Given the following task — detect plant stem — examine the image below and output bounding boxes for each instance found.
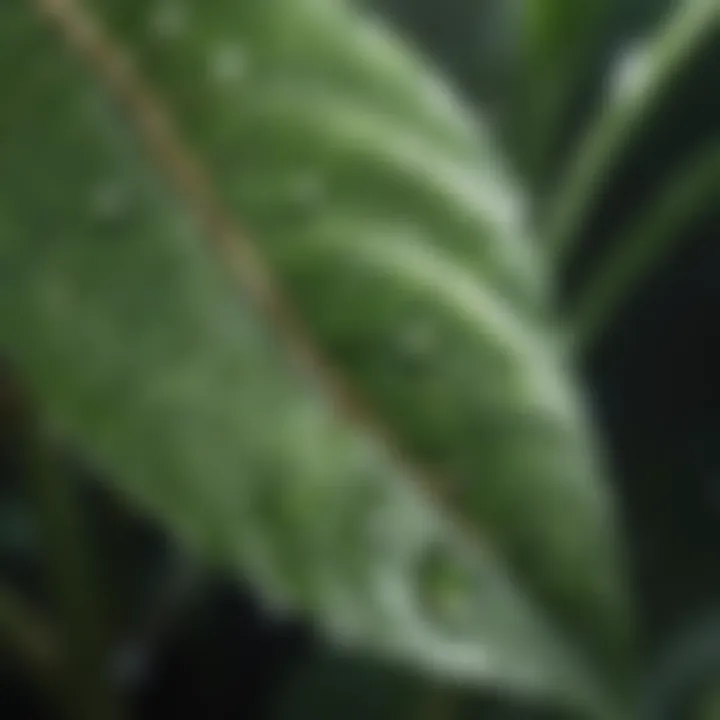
[22,412,124,720]
[546,0,719,259]
[573,143,720,352]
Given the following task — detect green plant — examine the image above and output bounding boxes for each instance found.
[0,0,718,718]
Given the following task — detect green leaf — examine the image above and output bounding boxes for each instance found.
[85,0,630,670]
[1,0,628,712]
[87,0,547,314]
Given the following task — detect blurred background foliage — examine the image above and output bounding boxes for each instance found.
[374,0,720,687]
[1,0,719,718]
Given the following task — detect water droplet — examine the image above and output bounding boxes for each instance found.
[417,544,475,632]
[91,181,130,221]
[208,44,249,85]
[148,1,189,40]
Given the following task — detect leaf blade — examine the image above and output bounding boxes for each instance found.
[0,0,611,710]
[81,0,630,673]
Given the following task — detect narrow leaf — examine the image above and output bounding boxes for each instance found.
[574,144,720,351]
[547,0,720,257]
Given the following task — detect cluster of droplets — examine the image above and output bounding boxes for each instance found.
[147,1,250,87]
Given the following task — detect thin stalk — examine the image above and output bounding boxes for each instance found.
[546,0,719,259]
[573,143,720,352]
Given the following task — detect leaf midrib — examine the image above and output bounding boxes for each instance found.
[32,0,481,542]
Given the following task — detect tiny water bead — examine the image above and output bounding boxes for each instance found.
[91,180,132,223]
[147,1,189,41]
[208,43,250,86]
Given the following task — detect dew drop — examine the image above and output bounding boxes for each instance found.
[208,44,249,86]
[148,1,189,40]
[91,181,130,222]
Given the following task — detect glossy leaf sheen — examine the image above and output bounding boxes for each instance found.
[1,0,626,710]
